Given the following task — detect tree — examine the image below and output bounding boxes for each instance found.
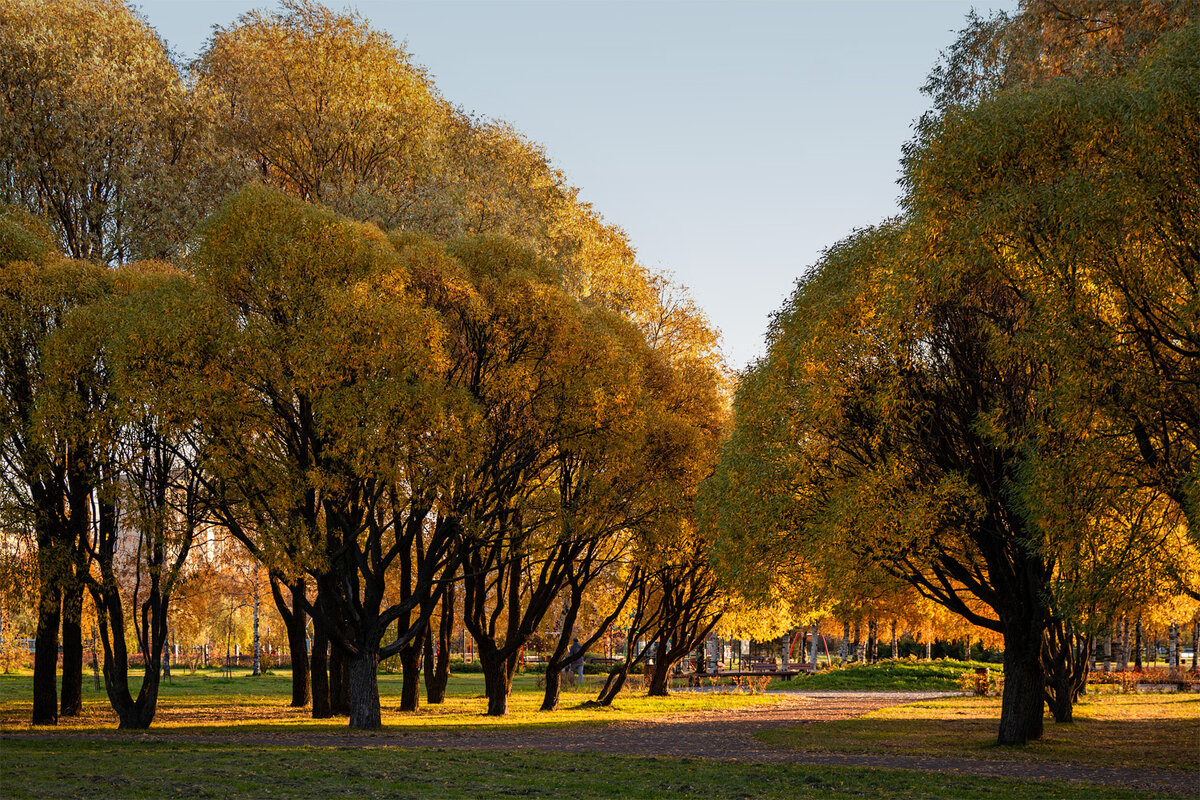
[197,0,443,213]
[193,186,459,729]
[0,0,225,264]
[0,207,110,724]
[909,18,1200,595]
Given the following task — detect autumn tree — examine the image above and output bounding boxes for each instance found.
[0,207,111,724]
[193,186,462,729]
[197,0,443,215]
[0,0,228,264]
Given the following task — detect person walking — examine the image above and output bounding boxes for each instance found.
[567,637,585,684]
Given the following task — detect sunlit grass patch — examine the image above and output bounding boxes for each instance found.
[0,669,777,734]
[769,658,997,691]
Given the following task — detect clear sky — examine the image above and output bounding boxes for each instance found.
[139,0,1016,370]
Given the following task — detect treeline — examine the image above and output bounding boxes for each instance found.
[706,1,1200,746]
[0,0,730,729]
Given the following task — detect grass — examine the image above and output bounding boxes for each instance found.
[768,658,996,691]
[0,739,1177,800]
[0,668,777,734]
[757,692,1200,772]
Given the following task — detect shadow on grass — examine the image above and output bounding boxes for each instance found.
[757,697,1199,772]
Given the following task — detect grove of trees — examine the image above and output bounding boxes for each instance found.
[0,0,731,729]
[707,0,1200,746]
[1,0,1196,747]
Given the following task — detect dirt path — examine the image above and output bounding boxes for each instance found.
[5,691,1195,795]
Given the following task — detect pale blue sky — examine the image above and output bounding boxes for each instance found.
[139,0,1015,369]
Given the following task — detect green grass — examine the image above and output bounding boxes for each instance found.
[768,658,996,691]
[0,739,1176,800]
[0,668,777,734]
[757,692,1199,772]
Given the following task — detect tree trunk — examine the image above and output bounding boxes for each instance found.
[1133,617,1143,671]
[810,620,820,667]
[840,620,850,664]
[480,651,512,716]
[423,582,454,705]
[251,584,261,677]
[1168,622,1178,670]
[1118,616,1128,671]
[1193,621,1198,671]
[311,626,331,719]
[1103,625,1113,672]
[329,643,350,716]
[852,620,862,663]
[31,583,61,726]
[889,619,898,660]
[60,583,83,718]
[997,623,1045,745]
[398,631,423,713]
[866,619,877,664]
[277,580,310,707]
[647,635,672,696]
[347,648,381,730]
[597,663,629,706]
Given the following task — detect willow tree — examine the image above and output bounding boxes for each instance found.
[193,186,460,729]
[0,0,222,264]
[47,263,217,729]
[197,0,444,215]
[0,207,111,724]
[909,17,1200,596]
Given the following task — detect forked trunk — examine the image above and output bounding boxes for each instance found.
[597,663,629,706]
[423,624,451,705]
[347,648,381,730]
[647,636,672,697]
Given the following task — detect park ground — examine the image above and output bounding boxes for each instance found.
[0,661,1196,799]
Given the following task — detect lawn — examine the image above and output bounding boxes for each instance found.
[757,692,1200,772]
[768,658,996,691]
[0,668,777,734]
[0,740,1177,800]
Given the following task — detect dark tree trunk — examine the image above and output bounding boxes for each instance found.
[32,582,61,726]
[1134,617,1143,671]
[271,578,310,708]
[542,664,564,712]
[60,581,83,718]
[866,618,877,664]
[997,623,1045,745]
[481,653,513,716]
[398,630,423,713]
[329,642,350,716]
[310,626,331,719]
[347,647,381,730]
[596,663,629,706]
[423,620,451,705]
[423,577,454,705]
[647,634,673,696]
